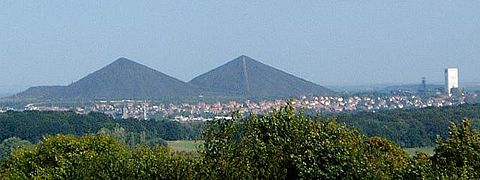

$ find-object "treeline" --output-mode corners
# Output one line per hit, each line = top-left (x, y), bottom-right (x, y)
(1, 106), (480, 179)
(334, 103), (480, 147)
(0, 110), (203, 143)
(2, 104), (480, 149)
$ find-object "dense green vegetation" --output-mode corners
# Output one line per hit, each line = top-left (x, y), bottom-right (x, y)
(0, 137), (31, 161)
(1, 103), (480, 150)
(0, 110), (203, 144)
(335, 103), (480, 147)
(0, 135), (201, 179)
(1, 105), (480, 179)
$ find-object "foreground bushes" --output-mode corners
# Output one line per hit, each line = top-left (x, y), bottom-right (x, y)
(200, 106), (414, 179)
(1, 105), (480, 179)
(0, 135), (200, 179)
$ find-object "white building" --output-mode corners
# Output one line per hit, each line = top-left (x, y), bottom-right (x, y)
(445, 67), (459, 96)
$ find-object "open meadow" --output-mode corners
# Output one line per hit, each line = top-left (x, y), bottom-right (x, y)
(167, 140), (203, 152)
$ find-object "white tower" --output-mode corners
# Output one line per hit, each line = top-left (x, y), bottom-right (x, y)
(445, 67), (459, 96)
(143, 103), (148, 121)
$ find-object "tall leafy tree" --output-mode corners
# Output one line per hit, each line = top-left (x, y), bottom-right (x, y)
(200, 105), (413, 179)
(432, 119), (480, 179)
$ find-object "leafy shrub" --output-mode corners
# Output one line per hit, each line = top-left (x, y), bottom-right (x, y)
(200, 105), (413, 179)
(431, 119), (480, 179)
(2, 106), (480, 179)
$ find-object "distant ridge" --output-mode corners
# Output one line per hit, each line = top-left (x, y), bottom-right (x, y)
(15, 58), (201, 99)
(15, 86), (66, 99)
(13, 56), (335, 100)
(381, 84), (443, 93)
(189, 55), (334, 97)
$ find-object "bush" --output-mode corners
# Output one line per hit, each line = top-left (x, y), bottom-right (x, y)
(2, 106), (480, 179)
(200, 105), (413, 179)
(431, 119), (480, 179)
(0, 134), (197, 179)
(0, 137), (31, 161)
(1, 134), (128, 179)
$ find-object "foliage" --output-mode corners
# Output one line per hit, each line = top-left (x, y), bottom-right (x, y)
(2, 103), (480, 150)
(335, 104), (480, 147)
(0, 134), (129, 179)
(2, 105), (480, 179)
(200, 106), (412, 179)
(405, 152), (434, 179)
(97, 125), (168, 148)
(362, 137), (411, 179)
(0, 137), (31, 161)
(431, 119), (480, 179)
(125, 147), (200, 179)
(0, 134), (198, 179)
(0, 110), (203, 144)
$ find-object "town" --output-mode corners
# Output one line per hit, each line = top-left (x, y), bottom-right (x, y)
(4, 67), (477, 121)
(14, 91), (475, 121)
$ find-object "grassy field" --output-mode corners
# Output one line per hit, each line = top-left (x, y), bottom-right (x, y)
(167, 140), (203, 152)
(403, 146), (435, 156)
(168, 140), (436, 156)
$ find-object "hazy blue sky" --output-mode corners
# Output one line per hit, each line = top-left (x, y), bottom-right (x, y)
(1, 1), (480, 93)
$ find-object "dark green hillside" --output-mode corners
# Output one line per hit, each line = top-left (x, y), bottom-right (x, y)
(190, 55), (334, 97)
(0, 110), (202, 143)
(335, 104), (480, 147)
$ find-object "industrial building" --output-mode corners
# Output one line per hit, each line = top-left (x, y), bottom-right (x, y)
(445, 67), (459, 96)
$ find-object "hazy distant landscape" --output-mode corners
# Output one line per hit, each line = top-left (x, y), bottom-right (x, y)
(0, 94), (11, 99)
(7, 56), (333, 100)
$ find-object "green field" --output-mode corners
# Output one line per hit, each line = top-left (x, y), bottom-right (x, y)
(167, 140), (436, 156)
(168, 141), (436, 156)
(167, 140), (203, 152)
(404, 146), (435, 156)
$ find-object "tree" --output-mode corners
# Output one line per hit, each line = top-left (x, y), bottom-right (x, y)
(0, 134), (193, 179)
(431, 119), (480, 179)
(0, 135), (129, 179)
(0, 137), (31, 161)
(200, 105), (414, 179)
(3, 106), (480, 179)
(125, 146), (200, 179)
(362, 137), (411, 179)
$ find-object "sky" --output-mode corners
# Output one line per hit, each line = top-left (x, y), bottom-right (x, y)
(1, 1), (480, 93)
